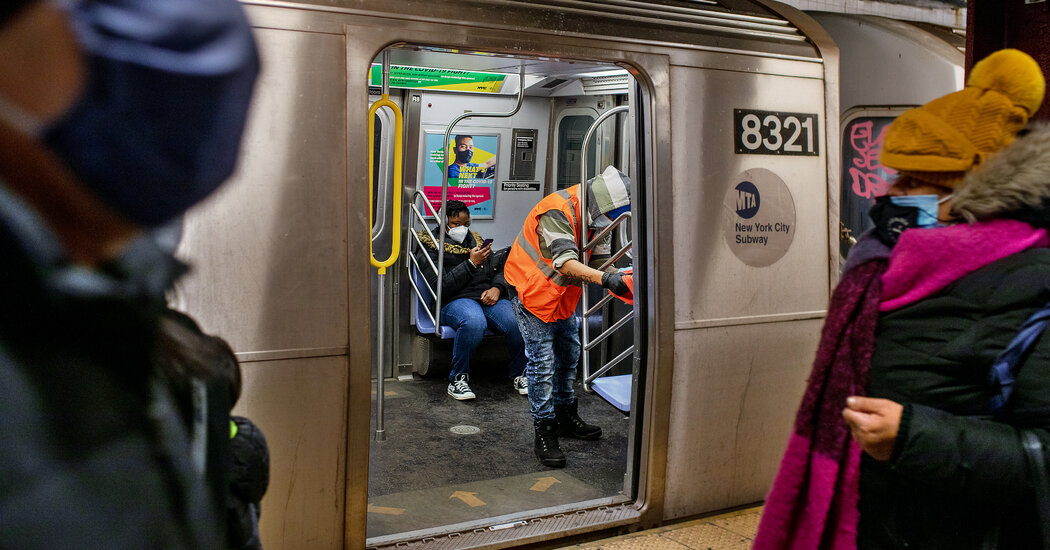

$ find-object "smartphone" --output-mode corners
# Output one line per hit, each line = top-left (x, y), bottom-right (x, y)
(482, 238), (494, 248)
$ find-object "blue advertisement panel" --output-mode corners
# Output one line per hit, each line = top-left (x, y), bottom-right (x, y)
(423, 132), (498, 219)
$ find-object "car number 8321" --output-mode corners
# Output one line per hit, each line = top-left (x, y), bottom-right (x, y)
(733, 109), (819, 156)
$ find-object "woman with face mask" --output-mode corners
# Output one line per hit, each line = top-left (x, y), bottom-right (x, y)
(757, 49), (1050, 550)
(414, 200), (527, 401)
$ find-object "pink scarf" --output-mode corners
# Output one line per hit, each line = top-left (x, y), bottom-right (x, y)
(881, 219), (1048, 310)
(753, 259), (885, 550)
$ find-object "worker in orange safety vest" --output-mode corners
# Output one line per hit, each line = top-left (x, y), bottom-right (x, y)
(504, 165), (633, 468)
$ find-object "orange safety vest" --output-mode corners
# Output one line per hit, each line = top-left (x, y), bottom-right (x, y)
(505, 186), (584, 323)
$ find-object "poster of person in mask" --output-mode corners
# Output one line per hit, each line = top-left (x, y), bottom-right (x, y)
(423, 132), (498, 219)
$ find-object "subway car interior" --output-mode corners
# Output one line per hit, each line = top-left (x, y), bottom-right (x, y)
(367, 46), (642, 544)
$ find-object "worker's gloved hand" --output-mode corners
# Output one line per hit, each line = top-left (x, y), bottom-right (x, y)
(601, 271), (630, 296)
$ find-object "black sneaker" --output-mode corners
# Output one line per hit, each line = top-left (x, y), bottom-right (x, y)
(534, 418), (566, 468)
(447, 374), (476, 400)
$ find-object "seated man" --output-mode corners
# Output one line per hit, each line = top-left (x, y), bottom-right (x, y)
(415, 200), (526, 400)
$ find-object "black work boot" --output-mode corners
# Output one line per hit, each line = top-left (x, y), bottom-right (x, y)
(554, 399), (603, 440)
(534, 418), (566, 468)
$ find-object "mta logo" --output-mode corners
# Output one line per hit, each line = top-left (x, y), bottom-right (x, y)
(735, 181), (760, 219)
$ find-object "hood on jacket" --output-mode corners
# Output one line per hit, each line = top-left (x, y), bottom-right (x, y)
(584, 165), (631, 226)
(951, 123), (1050, 223)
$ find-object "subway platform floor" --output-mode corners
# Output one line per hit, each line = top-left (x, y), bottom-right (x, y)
(555, 505), (763, 550)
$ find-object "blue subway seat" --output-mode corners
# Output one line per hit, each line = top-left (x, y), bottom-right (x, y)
(591, 374), (632, 413)
(411, 264), (494, 339)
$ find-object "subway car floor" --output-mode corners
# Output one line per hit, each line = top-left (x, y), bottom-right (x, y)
(368, 366), (631, 538)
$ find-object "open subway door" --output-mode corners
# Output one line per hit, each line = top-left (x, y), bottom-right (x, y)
(365, 43), (649, 547)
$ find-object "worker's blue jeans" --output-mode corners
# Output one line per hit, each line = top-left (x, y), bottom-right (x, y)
(511, 296), (580, 421)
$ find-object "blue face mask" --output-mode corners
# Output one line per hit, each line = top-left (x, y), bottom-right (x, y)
(43, 0), (260, 228)
(887, 194), (949, 228)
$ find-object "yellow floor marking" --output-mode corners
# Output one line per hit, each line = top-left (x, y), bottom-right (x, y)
(367, 504), (406, 515)
(450, 491), (486, 507)
(530, 476), (561, 492)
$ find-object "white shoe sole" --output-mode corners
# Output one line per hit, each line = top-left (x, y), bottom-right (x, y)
(448, 389), (476, 400)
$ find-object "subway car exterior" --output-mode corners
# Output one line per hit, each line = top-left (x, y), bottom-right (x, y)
(172, 0), (847, 548)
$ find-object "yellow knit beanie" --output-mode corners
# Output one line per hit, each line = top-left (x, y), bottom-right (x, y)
(880, 49), (1046, 188)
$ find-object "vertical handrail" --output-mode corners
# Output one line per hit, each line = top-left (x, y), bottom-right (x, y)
(370, 107), (395, 240)
(577, 106), (631, 391)
(406, 191), (444, 329)
(581, 214), (634, 387)
(369, 51), (403, 442)
(433, 66), (525, 335)
(369, 52), (403, 276)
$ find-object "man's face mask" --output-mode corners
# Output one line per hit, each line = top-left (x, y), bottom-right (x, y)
(42, 0), (260, 228)
(455, 148), (473, 164)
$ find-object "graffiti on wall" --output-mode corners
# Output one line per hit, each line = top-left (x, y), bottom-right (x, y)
(845, 119), (896, 199)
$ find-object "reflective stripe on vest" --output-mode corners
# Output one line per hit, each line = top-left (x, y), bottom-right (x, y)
(555, 189), (577, 229)
(514, 231), (571, 286)
(504, 185), (585, 323)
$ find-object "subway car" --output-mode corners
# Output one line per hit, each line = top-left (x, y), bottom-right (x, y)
(171, 1), (962, 548)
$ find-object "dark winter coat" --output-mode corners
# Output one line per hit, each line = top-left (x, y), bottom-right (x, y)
(414, 228), (512, 306)
(859, 124), (1050, 550)
(0, 186), (221, 550)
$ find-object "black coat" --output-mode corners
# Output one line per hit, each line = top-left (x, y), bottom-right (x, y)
(0, 212), (221, 549)
(859, 248), (1050, 549)
(414, 228), (512, 306)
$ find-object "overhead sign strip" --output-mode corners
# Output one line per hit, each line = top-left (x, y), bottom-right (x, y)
(368, 64), (507, 94)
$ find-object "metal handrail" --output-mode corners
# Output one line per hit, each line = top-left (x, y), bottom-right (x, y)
(584, 310), (634, 352)
(433, 66), (525, 336)
(577, 105), (633, 392)
(578, 106), (630, 254)
(370, 106), (395, 241)
(585, 345), (635, 385)
(406, 191), (444, 329)
(409, 194), (442, 275)
(406, 256), (437, 328)
(371, 50), (403, 442)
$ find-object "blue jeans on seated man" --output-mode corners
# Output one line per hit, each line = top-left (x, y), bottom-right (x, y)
(511, 296), (580, 421)
(440, 297), (526, 383)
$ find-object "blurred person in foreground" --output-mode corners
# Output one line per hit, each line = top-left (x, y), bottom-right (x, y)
(0, 1), (259, 548)
(157, 309), (270, 550)
(755, 49), (1050, 550)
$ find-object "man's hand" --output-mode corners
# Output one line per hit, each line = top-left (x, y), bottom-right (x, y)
(600, 271), (630, 296)
(480, 287), (500, 306)
(842, 396), (903, 461)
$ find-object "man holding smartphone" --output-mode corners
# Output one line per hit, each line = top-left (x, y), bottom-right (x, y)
(414, 200), (528, 400)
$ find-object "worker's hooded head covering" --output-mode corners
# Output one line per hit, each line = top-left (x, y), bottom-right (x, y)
(584, 165), (631, 228)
